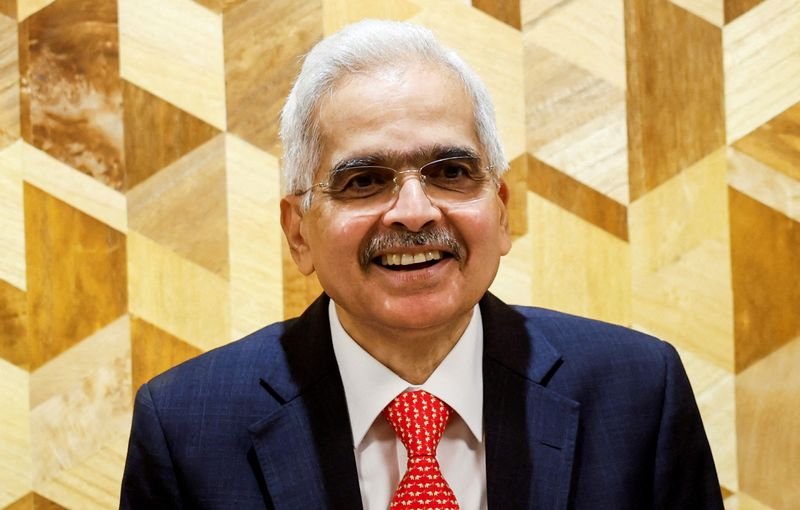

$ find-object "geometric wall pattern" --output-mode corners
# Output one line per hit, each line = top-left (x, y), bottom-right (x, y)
(0, 0), (798, 508)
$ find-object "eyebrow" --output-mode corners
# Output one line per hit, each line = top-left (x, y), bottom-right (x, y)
(328, 145), (480, 176)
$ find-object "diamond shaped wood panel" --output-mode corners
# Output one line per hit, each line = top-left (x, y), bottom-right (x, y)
(0, 0), (798, 507)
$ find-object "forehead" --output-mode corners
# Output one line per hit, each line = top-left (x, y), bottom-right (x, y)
(315, 62), (479, 171)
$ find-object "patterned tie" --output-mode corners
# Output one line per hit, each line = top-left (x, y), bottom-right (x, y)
(383, 390), (460, 510)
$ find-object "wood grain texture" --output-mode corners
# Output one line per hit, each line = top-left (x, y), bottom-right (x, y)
(730, 188), (800, 372)
(0, 279), (27, 368)
(733, 102), (800, 182)
(728, 147), (800, 223)
(127, 135), (229, 277)
(0, 2), (14, 19)
(625, 0), (725, 201)
(0, 12), (19, 149)
(3, 493), (66, 510)
(281, 236), (323, 320)
(737, 336), (800, 509)
(528, 154), (628, 241)
(322, 0), (419, 35)
(24, 184), (127, 371)
(505, 153), (528, 237)
(122, 80), (219, 190)
(473, 0), (522, 29)
(118, 0), (226, 129)
(0, 359), (31, 508)
(0, 141), (25, 290)
(723, 0), (800, 143)
(18, 0), (123, 189)
(670, 0), (725, 26)
(193, 0), (247, 14)
(131, 316), (201, 397)
(725, 0), (766, 22)
(16, 0), (54, 22)
(224, 0), (322, 156)
(225, 134), (284, 337)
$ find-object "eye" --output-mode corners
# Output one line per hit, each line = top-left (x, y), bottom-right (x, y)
(331, 167), (394, 198)
(422, 158), (483, 190)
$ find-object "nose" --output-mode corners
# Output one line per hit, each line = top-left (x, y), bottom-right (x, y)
(381, 176), (442, 231)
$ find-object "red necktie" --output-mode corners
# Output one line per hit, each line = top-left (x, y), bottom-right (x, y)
(383, 390), (460, 510)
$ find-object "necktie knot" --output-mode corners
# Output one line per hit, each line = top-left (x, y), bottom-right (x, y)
(383, 390), (459, 509)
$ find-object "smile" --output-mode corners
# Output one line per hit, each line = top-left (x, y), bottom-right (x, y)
(376, 250), (450, 270)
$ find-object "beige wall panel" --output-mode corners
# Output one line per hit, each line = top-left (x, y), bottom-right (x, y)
(0, 141), (25, 290)
(676, 346), (737, 491)
(226, 134), (284, 338)
(412, 0), (526, 159)
(728, 147), (800, 222)
(34, 432), (128, 510)
(29, 318), (130, 505)
(529, 192), (631, 326)
(323, 0), (420, 34)
(0, 13), (18, 148)
(523, 0), (626, 89)
(118, 0), (226, 130)
(737, 336), (800, 509)
(127, 231), (231, 351)
(0, 359), (32, 507)
(670, 0), (725, 26)
(723, 0), (800, 143)
(22, 143), (127, 234)
(524, 45), (629, 204)
(127, 134), (229, 277)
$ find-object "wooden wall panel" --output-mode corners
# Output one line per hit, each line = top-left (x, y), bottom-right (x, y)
(0, 0), (798, 508)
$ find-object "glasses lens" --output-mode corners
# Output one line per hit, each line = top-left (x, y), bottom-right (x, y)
(421, 157), (489, 198)
(326, 166), (396, 200)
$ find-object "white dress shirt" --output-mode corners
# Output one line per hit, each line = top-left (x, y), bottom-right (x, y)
(329, 300), (487, 510)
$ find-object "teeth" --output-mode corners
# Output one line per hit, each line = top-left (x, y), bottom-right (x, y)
(380, 250), (443, 266)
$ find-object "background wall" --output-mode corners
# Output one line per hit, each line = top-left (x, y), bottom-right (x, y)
(0, 0), (798, 508)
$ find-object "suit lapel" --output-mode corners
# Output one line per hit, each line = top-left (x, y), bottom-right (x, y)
(481, 294), (580, 510)
(248, 295), (362, 510)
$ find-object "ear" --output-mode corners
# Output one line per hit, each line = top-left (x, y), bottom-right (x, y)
(280, 195), (315, 275)
(496, 180), (512, 256)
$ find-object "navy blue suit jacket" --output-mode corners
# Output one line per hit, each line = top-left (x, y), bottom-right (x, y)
(121, 293), (723, 509)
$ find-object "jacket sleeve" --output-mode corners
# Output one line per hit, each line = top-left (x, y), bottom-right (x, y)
(652, 342), (724, 510)
(120, 383), (184, 509)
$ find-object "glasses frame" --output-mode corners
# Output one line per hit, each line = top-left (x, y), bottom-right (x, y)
(296, 155), (498, 207)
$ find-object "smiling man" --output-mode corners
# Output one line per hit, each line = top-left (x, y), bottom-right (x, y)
(121, 20), (723, 510)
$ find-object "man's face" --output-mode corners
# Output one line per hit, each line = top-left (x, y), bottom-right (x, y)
(281, 62), (511, 336)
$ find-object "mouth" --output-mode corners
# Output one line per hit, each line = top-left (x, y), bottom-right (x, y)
(373, 250), (453, 271)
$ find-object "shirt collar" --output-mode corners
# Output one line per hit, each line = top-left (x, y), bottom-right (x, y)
(329, 300), (484, 448)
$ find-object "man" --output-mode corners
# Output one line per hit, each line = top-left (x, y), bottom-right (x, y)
(121, 20), (723, 509)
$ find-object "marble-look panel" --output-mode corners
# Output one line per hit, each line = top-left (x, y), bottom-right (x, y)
(224, 0), (322, 156)
(24, 184), (127, 370)
(625, 0), (725, 201)
(131, 316), (202, 398)
(737, 336), (800, 509)
(529, 192), (631, 326)
(723, 0), (800, 143)
(0, 141), (25, 290)
(127, 134), (229, 278)
(0, 12), (19, 149)
(122, 80), (219, 190)
(127, 230), (231, 351)
(226, 134), (283, 338)
(0, 279), (27, 368)
(0, 359), (31, 508)
(473, 0), (522, 29)
(18, 0), (123, 189)
(729, 188), (800, 371)
(733, 102), (800, 182)
(528, 154), (628, 241)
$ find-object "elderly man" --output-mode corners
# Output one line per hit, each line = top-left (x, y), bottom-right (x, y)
(121, 20), (723, 509)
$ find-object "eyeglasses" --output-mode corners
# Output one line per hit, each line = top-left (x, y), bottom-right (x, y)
(298, 156), (497, 212)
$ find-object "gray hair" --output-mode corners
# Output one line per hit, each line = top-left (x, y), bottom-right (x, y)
(279, 19), (507, 203)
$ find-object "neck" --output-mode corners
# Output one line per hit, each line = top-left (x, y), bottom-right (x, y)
(335, 304), (473, 385)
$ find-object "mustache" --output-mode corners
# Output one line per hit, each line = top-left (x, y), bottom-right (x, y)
(360, 227), (465, 267)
